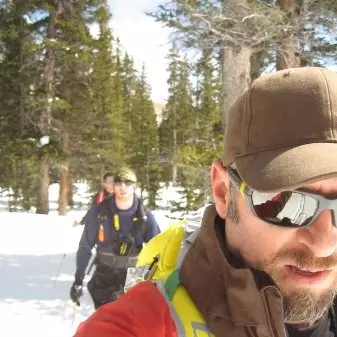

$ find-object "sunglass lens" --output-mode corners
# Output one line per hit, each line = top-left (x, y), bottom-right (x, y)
(251, 191), (318, 227)
(115, 180), (133, 186)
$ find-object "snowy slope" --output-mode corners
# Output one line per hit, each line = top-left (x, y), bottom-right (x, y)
(0, 211), (93, 337)
(0, 209), (172, 337)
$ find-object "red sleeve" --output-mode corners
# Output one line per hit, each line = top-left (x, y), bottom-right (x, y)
(95, 191), (105, 204)
(74, 281), (177, 337)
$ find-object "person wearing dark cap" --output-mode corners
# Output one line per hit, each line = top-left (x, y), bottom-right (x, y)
(70, 167), (160, 309)
(74, 67), (337, 337)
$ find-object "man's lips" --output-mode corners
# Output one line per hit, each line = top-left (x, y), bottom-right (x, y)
(284, 265), (332, 285)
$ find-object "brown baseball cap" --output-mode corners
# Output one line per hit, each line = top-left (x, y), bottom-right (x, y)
(222, 67), (337, 192)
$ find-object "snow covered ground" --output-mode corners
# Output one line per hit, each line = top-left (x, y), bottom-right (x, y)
(0, 182), (203, 337)
(0, 211), (89, 337)
(0, 210), (172, 337)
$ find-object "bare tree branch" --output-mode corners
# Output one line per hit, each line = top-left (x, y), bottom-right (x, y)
(150, 0), (337, 57)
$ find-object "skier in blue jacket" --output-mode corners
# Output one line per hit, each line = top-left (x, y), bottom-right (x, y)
(70, 167), (160, 309)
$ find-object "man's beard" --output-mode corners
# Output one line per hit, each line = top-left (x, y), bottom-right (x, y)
(282, 287), (336, 326)
(259, 248), (337, 326)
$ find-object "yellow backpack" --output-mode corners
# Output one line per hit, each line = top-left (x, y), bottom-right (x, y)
(125, 224), (214, 337)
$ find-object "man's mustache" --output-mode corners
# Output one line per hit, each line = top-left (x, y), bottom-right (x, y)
(269, 249), (337, 270)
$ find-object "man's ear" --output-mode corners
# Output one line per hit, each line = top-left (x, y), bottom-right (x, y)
(211, 161), (230, 219)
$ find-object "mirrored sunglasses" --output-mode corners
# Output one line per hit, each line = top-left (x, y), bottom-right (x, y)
(114, 180), (134, 187)
(228, 168), (337, 228)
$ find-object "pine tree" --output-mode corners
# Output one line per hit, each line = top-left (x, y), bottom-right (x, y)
(176, 56), (195, 145)
(0, 0), (41, 210)
(175, 49), (222, 212)
(121, 52), (138, 162)
(0, 0), (165, 212)
(110, 37), (127, 160)
(159, 46), (180, 183)
(149, 0), (282, 125)
(159, 45), (193, 184)
(150, 0), (337, 127)
(53, 0), (94, 214)
(77, 1), (126, 185)
(129, 65), (160, 207)
(195, 49), (222, 146)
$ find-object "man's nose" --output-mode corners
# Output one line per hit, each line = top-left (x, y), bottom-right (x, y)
(298, 210), (337, 258)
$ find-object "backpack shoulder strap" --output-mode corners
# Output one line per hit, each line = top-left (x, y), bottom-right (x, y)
(176, 230), (199, 269)
(134, 197), (148, 238)
(164, 229), (199, 298)
(97, 197), (113, 222)
(156, 229), (214, 337)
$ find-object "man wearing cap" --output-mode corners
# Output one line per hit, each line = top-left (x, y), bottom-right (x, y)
(74, 67), (337, 337)
(70, 167), (160, 309)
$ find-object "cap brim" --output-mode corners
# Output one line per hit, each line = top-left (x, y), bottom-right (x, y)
(235, 143), (337, 192)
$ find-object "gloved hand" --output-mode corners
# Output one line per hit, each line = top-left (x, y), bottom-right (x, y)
(70, 280), (83, 306)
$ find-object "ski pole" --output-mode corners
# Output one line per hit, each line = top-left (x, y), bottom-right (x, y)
(70, 302), (78, 335)
(86, 255), (97, 276)
(52, 253), (67, 287)
(71, 302), (78, 327)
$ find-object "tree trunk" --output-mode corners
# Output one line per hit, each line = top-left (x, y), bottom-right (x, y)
(172, 128), (177, 183)
(172, 98), (177, 183)
(58, 131), (70, 215)
(67, 172), (74, 207)
(36, 9), (57, 214)
(58, 168), (69, 215)
(39, 10), (56, 131)
(250, 50), (265, 81)
(221, 46), (252, 127)
(276, 0), (301, 70)
(36, 160), (50, 214)
(19, 14), (25, 136)
(276, 34), (301, 70)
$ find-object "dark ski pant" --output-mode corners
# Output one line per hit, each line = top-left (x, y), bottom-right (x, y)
(87, 264), (127, 309)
